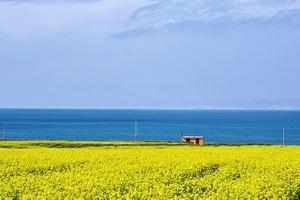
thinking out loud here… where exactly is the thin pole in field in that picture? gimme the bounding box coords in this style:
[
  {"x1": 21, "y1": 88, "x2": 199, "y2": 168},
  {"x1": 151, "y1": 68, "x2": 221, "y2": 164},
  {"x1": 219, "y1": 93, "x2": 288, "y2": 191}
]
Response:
[
  {"x1": 134, "y1": 121, "x2": 138, "y2": 142},
  {"x1": 2, "y1": 123, "x2": 4, "y2": 141},
  {"x1": 282, "y1": 128, "x2": 285, "y2": 146}
]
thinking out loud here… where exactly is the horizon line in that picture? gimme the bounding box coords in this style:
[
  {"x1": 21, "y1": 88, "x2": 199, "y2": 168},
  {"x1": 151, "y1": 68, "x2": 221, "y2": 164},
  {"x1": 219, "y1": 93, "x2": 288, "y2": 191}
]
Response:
[{"x1": 1, "y1": 106, "x2": 300, "y2": 111}]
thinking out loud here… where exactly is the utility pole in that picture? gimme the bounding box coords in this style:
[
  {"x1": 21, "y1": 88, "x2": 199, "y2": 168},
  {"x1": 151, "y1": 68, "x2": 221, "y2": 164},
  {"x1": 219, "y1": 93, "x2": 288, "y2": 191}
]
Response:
[
  {"x1": 134, "y1": 121, "x2": 138, "y2": 142},
  {"x1": 282, "y1": 128, "x2": 285, "y2": 146},
  {"x1": 2, "y1": 123, "x2": 4, "y2": 141}
]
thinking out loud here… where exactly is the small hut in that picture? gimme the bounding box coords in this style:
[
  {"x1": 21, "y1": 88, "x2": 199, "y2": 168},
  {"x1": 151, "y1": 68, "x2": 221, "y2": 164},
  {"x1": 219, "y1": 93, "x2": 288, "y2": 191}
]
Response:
[{"x1": 181, "y1": 135, "x2": 204, "y2": 145}]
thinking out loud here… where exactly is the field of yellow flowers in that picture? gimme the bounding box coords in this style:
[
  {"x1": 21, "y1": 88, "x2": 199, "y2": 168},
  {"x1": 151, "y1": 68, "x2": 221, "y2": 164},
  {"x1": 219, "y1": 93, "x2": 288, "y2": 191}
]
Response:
[{"x1": 0, "y1": 141, "x2": 300, "y2": 199}]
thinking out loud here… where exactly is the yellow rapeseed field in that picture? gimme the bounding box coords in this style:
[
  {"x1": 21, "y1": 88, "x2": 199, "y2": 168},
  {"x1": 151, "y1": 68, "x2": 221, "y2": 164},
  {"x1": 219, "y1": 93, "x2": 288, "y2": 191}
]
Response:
[{"x1": 0, "y1": 141, "x2": 300, "y2": 199}]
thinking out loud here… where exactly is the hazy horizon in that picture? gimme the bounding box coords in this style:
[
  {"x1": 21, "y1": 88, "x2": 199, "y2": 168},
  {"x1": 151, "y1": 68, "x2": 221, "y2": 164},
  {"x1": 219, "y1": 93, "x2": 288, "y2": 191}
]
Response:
[{"x1": 1, "y1": 106, "x2": 300, "y2": 111}]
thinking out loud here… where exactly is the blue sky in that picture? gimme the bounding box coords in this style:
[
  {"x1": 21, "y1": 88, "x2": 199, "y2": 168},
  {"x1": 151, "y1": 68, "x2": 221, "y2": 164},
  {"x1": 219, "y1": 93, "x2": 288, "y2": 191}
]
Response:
[{"x1": 0, "y1": 0, "x2": 300, "y2": 109}]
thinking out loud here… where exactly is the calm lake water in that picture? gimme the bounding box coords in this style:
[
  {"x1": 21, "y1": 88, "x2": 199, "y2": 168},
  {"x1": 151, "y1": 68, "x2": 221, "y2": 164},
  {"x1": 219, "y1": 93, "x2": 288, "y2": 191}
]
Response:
[{"x1": 0, "y1": 109, "x2": 300, "y2": 145}]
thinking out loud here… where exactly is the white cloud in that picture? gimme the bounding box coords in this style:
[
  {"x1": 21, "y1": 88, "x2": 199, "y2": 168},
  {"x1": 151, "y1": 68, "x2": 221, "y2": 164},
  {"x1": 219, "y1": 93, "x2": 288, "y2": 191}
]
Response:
[
  {"x1": 1, "y1": 0, "x2": 299, "y2": 39},
  {"x1": 0, "y1": 0, "x2": 147, "y2": 39},
  {"x1": 120, "y1": 0, "x2": 300, "y2": 34}
]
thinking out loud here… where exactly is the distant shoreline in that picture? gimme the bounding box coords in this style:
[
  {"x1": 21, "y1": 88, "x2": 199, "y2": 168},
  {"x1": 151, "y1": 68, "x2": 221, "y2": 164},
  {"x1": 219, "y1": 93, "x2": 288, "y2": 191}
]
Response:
[
  {"x1": 0, "y1": 140, "x2": 285, "y2": 149},
  {"x1": 1, "y1": 107, "x2": 300, "y2": 111}
]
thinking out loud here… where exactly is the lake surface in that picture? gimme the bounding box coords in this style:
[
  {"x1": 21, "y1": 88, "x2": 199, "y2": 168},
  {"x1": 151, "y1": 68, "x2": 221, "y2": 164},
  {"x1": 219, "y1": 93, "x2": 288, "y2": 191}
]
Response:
[{"x1": 0, "y1": 109, "x2": 300, "y2": 145}]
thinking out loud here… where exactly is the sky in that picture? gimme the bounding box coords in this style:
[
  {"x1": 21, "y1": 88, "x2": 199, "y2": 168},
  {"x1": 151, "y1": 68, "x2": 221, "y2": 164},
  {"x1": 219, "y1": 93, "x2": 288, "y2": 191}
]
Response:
[{"x1": 0, "y1": 0, "x2": 300, "y2": 109}]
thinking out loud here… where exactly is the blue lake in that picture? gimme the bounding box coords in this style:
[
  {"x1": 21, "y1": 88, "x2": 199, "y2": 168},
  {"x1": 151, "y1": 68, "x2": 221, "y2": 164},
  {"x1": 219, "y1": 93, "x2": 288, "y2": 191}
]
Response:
[{"x1": 0, "y1": 109, "x2": 300, "y2": 145}]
